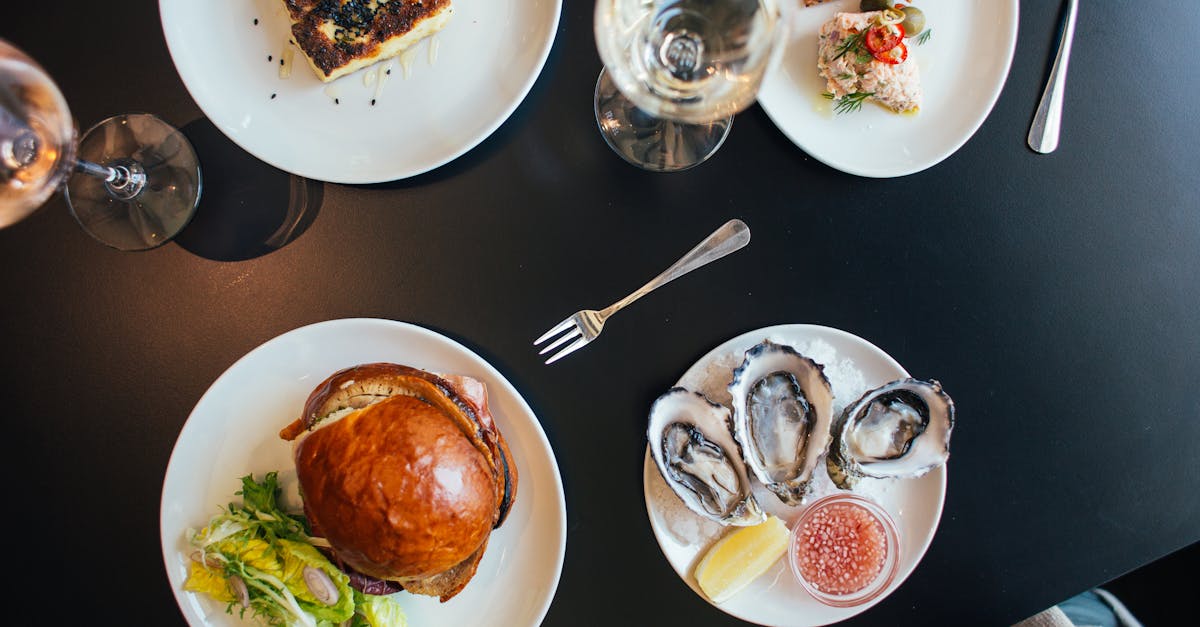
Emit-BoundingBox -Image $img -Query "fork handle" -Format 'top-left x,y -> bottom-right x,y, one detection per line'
601,219 -> 751,318
1028,0 -> 1078,154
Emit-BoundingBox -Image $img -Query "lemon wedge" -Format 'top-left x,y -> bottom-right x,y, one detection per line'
694,514 -> 790,604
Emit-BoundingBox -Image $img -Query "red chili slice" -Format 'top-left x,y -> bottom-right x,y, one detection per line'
872,41 -> 908,65
864,24 -> 905,55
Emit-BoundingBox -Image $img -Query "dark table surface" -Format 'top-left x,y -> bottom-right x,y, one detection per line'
4,1 -> 1198,626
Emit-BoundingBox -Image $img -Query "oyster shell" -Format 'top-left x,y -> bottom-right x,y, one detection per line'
648,387 -> 765,526
728,340 -> 834,506
826,378 -> 955,489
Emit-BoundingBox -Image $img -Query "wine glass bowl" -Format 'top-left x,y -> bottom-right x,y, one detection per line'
0,39 -> 76,227
0,38 -> 200,250
596,0 -> 783,123
593,0 -> 785,171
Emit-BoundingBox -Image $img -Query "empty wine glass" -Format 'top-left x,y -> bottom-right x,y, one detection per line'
594,0 -> 786,172
0,38 -> 200,250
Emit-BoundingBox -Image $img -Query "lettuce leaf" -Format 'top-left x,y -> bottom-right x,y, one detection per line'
182,560 -> 234,603
234,472 -> 310,541
354,591 -> 409,627
278,539 -> 355,623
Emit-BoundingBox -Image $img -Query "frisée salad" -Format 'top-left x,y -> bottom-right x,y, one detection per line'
183,472 -> 408,627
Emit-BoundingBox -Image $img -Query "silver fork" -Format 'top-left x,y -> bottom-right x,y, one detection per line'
534,218 -> 751,364
1028,0 -> 1078,154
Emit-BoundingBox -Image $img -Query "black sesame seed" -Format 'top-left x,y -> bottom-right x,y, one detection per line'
268,55 -> 273,62
370,99 -> 376,106
335,98 -> 340,104
270,93 -> 277,99
386,69 -> 391,75
253,18 -> 259,25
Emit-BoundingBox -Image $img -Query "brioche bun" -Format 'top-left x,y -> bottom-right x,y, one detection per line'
280,363 -> 517,601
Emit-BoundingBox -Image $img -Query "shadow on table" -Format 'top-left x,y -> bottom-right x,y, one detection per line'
173,118 -> 324,261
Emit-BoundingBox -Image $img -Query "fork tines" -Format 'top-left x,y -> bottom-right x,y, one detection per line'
533,317 -> 587,364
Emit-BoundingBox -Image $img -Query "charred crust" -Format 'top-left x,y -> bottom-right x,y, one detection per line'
285,0 -> 451,77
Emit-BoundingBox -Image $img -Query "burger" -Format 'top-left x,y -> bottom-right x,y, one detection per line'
279,362 -> 517,602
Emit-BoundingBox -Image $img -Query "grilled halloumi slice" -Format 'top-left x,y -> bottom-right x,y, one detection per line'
282,0 -> 453,83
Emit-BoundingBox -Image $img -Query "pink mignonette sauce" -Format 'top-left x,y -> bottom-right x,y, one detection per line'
794,498 -> 890,596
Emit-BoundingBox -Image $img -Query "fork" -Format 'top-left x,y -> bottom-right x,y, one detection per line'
534,218 -> 751,364
1028,0 -> 1078,154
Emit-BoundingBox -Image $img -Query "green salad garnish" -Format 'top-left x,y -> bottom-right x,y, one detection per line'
184,472 -> 407,627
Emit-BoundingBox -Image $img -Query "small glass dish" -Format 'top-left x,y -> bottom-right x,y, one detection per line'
787,493 -> 900,607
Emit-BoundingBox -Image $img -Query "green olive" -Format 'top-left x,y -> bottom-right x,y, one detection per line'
901,6 -> 926,37
860,0 -> 892,11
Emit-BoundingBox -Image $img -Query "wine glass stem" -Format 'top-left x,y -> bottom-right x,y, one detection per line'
74,158 -> 116,181
74,158 -> 145,200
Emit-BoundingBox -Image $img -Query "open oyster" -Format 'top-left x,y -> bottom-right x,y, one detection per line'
826,378 -> 955,489
728,340 -> 834,506
648,387 -> 765,526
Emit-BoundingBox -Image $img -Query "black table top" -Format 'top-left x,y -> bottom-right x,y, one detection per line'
4,1 -> 1198,626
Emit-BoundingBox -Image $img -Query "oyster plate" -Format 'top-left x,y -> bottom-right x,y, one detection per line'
642,324 -> 947,626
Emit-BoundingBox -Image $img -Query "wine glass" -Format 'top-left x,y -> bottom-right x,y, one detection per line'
594,0 -> 786,172
0,39 -> 200,251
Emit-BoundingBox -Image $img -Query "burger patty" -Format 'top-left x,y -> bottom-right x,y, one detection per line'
282,0 -> 454,82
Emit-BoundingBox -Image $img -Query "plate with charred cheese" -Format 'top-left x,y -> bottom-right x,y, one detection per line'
160,0 -> 560,183
757,0 -> 1018,178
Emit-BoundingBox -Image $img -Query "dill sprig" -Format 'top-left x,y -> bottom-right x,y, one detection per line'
823,91 -> 875,115
832,31 -> 867,62
917,29 -> 933,46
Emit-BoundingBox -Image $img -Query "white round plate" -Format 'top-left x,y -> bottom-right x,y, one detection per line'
159,0 -> 561,183
643,324 -> 947,626
758,0 -> 1019,178
161,318 -> 566,626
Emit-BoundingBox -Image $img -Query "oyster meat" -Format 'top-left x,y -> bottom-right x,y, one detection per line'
827,378 -> 955,489
648,387 -> 765,526
728,340 -> 834,506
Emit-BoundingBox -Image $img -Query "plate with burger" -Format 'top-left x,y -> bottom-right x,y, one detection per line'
160,318 -> 566,626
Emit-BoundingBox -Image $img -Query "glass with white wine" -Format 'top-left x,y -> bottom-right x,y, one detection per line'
594,0 -> 786,172
0,38 -> 200,250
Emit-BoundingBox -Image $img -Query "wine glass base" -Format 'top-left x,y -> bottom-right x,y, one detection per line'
65,113 -> 201,251
593,69 -> 731,173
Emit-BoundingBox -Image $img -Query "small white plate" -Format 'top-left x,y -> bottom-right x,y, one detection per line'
160,318 -> 566,626
159,0 -> 561,183
643,324 -> 947,627
758,0 -> 1019,178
